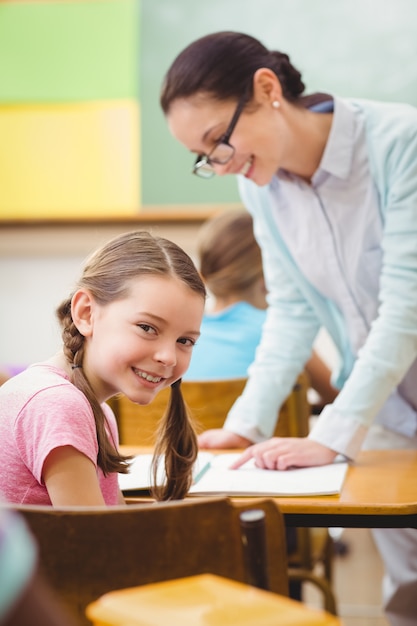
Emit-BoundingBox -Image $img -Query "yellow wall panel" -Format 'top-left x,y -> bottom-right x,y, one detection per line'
0,101 -> 140,218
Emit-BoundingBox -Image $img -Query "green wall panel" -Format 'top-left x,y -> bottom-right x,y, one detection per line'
0,0 -> 139,102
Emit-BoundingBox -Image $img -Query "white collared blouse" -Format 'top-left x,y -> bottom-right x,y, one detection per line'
224,97 -> 417,459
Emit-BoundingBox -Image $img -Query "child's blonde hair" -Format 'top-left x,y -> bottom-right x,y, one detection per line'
56,230 -> 206,500
197,209 -> 263,298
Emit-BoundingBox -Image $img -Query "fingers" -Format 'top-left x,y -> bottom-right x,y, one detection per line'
225,437 -> 338,471
229,447 -> 255,469
229,438 -> 282,469
251,449 -> 290,470
255,450 -> 297,470
230,437 -> 316,471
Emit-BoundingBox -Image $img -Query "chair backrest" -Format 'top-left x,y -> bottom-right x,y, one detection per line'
110,372 -> 310,445
11,497 -> 288,625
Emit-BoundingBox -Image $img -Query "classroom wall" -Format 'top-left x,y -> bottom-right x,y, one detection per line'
0,0 -> 140,219
2,0 -> 417,217
1,0 -> 417,371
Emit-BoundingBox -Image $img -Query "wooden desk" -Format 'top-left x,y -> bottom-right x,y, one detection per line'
86,573 -> 341,626
121,447 -> 417,530
279,449 -> 417,529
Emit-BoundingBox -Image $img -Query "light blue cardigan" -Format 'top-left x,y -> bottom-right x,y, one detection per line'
224,97 -> 417,459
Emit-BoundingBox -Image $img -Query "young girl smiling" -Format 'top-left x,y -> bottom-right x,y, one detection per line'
0,230 -> 205,506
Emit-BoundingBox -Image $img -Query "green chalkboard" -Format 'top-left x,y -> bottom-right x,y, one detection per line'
141,0 -> 417,207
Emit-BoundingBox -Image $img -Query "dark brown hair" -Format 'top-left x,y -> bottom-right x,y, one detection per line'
56,230 -> 206,500
161,31 -> 306,113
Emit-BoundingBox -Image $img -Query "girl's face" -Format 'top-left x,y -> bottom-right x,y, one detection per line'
167,91 -> 288,187
78,275 -> 204,404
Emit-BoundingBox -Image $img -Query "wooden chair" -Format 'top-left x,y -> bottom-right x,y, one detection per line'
10,497 -> 288,626
110,373 -> 337,614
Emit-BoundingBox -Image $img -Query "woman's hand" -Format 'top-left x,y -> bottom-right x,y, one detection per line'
197,429 -> 252,449
229,437 -> 338,470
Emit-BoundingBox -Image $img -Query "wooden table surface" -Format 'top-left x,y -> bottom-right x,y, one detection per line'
86,573 -> 341,626
120,447 -> 417,529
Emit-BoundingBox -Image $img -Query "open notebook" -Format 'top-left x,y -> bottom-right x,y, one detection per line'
119,452 -> 348,497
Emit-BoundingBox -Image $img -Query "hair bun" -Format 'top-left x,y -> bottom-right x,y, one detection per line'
270,50 -> 305,99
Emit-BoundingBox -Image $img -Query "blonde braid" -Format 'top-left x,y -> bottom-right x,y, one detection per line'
56,298 -> 131,475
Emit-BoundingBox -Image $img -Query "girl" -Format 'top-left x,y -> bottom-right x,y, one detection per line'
160,31 -> 417,626
0,230 -> 206,505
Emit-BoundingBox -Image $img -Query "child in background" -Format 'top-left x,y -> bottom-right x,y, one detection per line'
185,208 -> 268,381
185,209 -> 338,447
0,231 -> 205,506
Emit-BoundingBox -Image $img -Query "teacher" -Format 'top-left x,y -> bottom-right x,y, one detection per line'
160,31 -> 417,626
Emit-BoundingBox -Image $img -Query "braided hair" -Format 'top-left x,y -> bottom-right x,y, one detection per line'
56,230 -> 206,500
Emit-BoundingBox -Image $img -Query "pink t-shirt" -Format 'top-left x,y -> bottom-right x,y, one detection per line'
0,363 -> 120,505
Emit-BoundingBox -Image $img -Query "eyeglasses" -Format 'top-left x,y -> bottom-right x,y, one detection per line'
192,92 -> 248,179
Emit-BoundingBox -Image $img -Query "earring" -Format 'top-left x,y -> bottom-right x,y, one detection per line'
272,100 -> 280,109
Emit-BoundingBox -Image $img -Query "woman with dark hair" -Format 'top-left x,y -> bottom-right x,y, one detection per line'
161,31 -> 417,626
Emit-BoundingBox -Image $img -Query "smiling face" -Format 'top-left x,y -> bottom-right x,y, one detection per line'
167,70 -> 290,187
73,275 -> 205,404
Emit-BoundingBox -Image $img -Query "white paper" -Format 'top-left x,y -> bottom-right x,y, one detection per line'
120,451 -> 348,496
118,451 -> 214,492
188,453 -> 349,497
